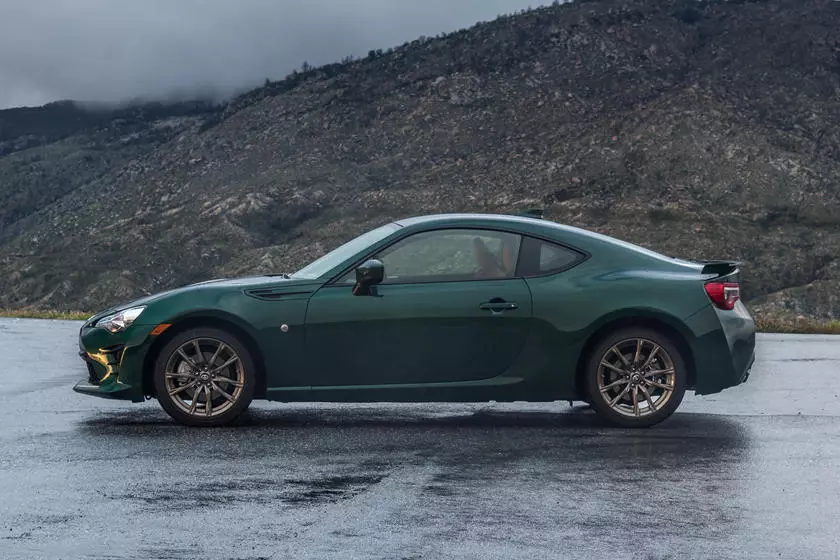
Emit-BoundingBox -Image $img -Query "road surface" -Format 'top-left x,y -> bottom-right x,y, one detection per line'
1,318 -> 838,559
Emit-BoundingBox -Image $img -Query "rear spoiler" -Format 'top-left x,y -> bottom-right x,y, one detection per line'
696,260 -> 741,278
518,208 -> 544,219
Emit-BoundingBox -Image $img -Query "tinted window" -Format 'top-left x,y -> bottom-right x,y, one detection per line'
539,241 -> 581,273
518,236 -> 583,276
293,223 -> 400,279
341,229 -> 522,284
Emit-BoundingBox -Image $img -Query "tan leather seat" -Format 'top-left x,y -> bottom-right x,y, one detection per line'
500,240 -> 516,276
473,237 -> 502,277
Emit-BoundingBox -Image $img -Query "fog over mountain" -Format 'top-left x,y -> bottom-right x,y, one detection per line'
1,0 -> 837,322
0,0 -> 553,109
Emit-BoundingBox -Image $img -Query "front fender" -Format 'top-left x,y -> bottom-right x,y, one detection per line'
138,288 -> 313,390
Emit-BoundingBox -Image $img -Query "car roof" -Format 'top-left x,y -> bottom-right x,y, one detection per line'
392,213 -> 703,271
393,212 -> 607,242
395,212 -> 540,227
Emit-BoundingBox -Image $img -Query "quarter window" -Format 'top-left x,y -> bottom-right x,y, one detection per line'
539,241 -> 581,273
518,236 -> 583,276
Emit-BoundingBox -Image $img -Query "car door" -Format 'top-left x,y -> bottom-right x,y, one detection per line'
304,228 -> 533,387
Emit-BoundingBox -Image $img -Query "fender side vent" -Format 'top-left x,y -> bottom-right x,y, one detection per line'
244,289 -> 313,300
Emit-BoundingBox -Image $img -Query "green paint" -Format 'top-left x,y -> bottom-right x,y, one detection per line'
74,213 -> 755,406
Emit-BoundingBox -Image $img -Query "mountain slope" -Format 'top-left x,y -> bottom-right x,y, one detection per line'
1,0 -> 839,318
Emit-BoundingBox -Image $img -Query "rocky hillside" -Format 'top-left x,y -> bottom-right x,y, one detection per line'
1,0 -> 839,319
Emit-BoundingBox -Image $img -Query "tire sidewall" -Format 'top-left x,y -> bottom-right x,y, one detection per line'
585,327 -> 687,428
153,327 -> 256,427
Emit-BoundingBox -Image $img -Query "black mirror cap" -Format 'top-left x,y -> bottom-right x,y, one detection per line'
353,259 -> 384,295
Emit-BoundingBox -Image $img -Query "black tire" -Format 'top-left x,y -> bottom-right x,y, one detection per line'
584,327 -> 687,428
153,327 -> 256,427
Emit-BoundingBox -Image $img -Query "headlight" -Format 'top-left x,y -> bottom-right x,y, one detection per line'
95,306 -> 146,333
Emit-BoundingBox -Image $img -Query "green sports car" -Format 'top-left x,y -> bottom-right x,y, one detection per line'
74,212 -> 755,428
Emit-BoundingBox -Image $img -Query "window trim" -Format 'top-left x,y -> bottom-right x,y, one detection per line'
325,225 -> 590,287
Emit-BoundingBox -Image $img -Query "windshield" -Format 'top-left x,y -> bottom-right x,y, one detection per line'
291,223 -> 401,279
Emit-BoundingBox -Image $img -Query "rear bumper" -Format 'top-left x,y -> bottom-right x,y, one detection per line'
686,301 -> 756,395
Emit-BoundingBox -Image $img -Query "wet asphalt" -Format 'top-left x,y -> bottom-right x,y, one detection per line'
0,318 -> 838,560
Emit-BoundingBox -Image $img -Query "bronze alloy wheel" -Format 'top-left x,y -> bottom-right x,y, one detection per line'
164,338 -> 245,418
597,337 -> 676,418
154,328 -> 255,426
586,328 -> 686,428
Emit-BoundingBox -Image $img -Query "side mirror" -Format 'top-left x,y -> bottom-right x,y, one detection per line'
353,259 -> 384,296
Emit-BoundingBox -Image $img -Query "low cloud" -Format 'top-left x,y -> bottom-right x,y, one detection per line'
0,0 -> 552,109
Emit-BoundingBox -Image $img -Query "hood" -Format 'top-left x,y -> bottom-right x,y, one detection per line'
85,274 -> 322,325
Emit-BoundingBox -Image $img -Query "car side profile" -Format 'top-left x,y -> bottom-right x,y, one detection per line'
74,213 -> 756,428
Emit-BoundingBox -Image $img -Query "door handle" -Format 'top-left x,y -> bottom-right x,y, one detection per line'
479,298 -> 518,313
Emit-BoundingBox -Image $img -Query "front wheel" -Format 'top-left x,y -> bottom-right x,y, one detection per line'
585,328 -> 687,428
153,327 -> 256,427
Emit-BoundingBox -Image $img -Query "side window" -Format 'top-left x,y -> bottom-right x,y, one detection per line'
341,229 -> 522,284
519,236 -> 583,276
539,242 -> 581,273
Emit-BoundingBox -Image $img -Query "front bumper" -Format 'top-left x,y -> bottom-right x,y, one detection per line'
73,323 -> 157,402
73,380 -> 137,399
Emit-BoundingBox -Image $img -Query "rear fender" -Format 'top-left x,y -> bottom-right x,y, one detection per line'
573,308 -> 699,396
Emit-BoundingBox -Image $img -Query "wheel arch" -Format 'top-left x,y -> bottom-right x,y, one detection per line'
142,311 -> 267,398
574,309 -> 697,397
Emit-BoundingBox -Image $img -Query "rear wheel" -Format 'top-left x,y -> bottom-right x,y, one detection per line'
153,327 -> 255,427
585,328 -> 686,428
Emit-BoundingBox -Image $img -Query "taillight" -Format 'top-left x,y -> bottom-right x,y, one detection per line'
705,282 -> 740,310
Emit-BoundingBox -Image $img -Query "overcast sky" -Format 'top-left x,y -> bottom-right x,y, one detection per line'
0,0 -> 555,110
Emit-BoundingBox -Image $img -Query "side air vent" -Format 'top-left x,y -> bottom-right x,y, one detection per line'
244,288 -> 313,301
